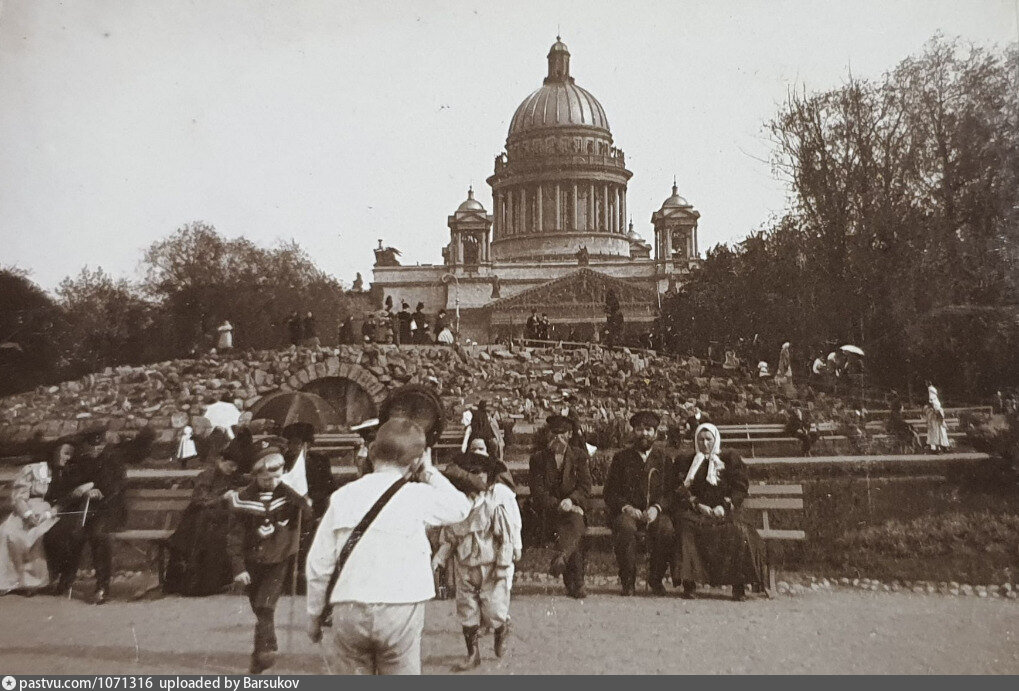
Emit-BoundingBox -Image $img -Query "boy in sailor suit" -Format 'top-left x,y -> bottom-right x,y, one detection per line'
225,440 -> 313,674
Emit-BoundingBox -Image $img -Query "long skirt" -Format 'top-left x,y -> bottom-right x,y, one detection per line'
163,507 -> 234,596
677,512 -> 765,588
0,497 -> 57,592
926,418 -> 950,449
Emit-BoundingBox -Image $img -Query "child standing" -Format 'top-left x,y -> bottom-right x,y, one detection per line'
434,442 -> 521,671
225,440 -> 313,674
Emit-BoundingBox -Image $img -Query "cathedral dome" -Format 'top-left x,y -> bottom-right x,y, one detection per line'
660,182 -> 690,209
507,38 -> 610,138
455,186 -> 485,213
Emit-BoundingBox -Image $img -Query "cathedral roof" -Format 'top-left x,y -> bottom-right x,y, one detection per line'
456,186 -> 486,212
660,182 -> 690,209
507,38 -> 610,138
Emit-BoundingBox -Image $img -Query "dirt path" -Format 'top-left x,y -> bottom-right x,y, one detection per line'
0,583 -> 1015,674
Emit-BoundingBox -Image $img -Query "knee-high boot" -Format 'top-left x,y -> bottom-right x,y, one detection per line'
452,625 -> 481,671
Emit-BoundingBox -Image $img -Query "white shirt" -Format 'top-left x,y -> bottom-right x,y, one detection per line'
305,466 -> 470,614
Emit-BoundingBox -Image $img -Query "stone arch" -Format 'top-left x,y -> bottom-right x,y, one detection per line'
282,359 -> 387,429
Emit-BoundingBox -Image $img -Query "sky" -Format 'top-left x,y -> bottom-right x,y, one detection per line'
0,0 -> 1016,292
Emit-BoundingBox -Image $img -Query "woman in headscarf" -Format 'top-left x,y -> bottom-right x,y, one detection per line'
0,440 -> 73,594
670,423 -> 765,601
163,438 -> 249,596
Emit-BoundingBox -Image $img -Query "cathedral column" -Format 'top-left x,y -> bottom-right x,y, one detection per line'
536,185 -> 543,233
493,193 -> 501,239
457,234 -> 464,266
514,188 -> 521,235
555,184 -> 561,231
521,188 -> 528,234
602,184 -> 609,232
572,183 -> 578,231
614,187 -> 621,233
505,191 -> 513,236
589,183 -> 595,230
615,190 -> 623,234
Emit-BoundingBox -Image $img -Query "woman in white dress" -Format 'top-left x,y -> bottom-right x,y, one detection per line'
0,442 -> 73,594
924,382 -> 951,452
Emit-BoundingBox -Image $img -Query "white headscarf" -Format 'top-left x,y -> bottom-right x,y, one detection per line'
685,422 -> 725,487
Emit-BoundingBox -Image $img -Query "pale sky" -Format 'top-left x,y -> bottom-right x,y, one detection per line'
1,0 -> 1016,292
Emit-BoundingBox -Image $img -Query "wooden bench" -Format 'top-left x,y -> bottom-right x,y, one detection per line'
516,483 -> 805,591
112,488 -> 191,596
0,485 -> 191,598
313,428 -> 466,455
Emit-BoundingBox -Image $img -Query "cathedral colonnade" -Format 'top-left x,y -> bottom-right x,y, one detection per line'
493,180 -> 628,238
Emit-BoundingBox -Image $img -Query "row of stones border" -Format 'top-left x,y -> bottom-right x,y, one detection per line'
279,357 -> 388,404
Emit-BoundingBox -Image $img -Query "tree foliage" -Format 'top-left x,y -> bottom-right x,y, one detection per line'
0,225 -> 354,394
141,222 -> 352,353
664,36 -> 1019,398
0,268 -> 62,395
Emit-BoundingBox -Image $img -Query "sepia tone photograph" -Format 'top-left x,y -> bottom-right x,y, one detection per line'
0,0 -> 1017,676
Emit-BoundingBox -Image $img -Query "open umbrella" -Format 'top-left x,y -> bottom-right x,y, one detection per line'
248,391 -> 341,432
840,344 -> 865,357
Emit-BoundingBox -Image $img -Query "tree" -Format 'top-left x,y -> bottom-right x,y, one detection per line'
0,268 -> 62,395
56,266 -> 161,374
141,222 -> 352,353
667,35 -> 1019,398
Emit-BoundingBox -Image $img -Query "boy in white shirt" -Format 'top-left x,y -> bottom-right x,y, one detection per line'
433,439 -> 522,671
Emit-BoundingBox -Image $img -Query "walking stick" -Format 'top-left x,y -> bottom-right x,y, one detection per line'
287,506 -> 304,653
66,495 -> 92,600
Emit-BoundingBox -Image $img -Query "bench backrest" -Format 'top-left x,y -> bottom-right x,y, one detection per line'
742,485 -> 803,531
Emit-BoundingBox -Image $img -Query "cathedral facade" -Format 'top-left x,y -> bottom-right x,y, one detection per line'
371,38 -> 700,342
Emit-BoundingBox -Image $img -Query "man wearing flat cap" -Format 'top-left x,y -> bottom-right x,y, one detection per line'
603,411 -> 676,595
225,439 -> 314,674
44,426 -> 125,604
528,414 -> 592,598
306,385 -> 471,674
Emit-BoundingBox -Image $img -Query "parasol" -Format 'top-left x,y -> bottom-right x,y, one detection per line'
248,391 -> 341,432
840,345 -> 865,357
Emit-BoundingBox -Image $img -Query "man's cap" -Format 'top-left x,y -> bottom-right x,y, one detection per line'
546,414 -> 575,434
379,384 -> 445,446
281,422 -> 315,444
369,418 -> 427,467
629,410 -> 661,429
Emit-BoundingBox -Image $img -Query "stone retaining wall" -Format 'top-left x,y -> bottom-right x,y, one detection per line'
0,342 -> 809,453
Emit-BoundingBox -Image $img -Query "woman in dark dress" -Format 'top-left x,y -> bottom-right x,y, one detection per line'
671,422 -> 765,601
163,454 -> 248,596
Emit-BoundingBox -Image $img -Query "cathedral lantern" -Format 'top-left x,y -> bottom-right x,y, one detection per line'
651,181 -> 700,271
446,187 -> 493,268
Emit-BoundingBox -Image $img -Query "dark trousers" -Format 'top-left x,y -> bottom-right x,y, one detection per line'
246,560 -> 289,654
610,513 -> 675,587
44,515 -> 113,592
553,511 -> 586,593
